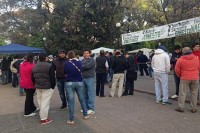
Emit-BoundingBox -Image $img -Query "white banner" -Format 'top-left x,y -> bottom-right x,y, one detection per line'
122,16 -> 200,45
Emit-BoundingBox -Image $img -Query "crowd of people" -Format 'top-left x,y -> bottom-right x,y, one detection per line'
0,43 -> 200,126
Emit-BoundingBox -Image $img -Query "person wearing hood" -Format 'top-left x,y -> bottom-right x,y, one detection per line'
175,47 -> 200,113
151,45 -> 171,105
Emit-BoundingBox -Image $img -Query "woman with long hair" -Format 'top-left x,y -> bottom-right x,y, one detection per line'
19,53 -> 38,117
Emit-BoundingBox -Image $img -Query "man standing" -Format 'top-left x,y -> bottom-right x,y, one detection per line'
170,45 -> 182,99
152,45 -> 171,105
52,49 -> 68,110
1,56 -> 9,85
109,51 -> 127,98
82,49 -> 96,114
137,51 -> 149,76
175,47 -> 200,113
95,50 -> 108,97
32,53 -> 56,125
123,53 -> 136,96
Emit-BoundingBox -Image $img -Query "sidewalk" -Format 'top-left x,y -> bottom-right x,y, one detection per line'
0,75 -> 200,133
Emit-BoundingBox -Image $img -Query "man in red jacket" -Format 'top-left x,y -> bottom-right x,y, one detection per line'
175,47 -> 200,113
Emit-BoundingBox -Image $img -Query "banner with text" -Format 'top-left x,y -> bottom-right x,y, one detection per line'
122,17 -> 200,45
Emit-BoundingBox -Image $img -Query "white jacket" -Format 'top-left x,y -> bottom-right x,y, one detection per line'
10,59 -> 18,73
151,49 -> 170,73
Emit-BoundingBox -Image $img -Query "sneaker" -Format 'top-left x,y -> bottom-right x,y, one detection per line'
41,119 -> 52,125
109,94 -> 113,97
162,101 -> 172,105
67,120 -> 75,125
156,100 -> 162,104
34,108 -> 40,112
59,106 -> 67,110
175,108 -> 184,113
191,109 -> 197,113
83,115 -> 90,120
87,110 -> 95,115
24,112 -> 36,117
171,95 -> 178,99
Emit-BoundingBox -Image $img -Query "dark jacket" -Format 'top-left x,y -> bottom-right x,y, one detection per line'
1,58 -> 8,71
96,56 -> 107,73
137,54 -> 149,64
52,57 -> 67,79
64,59 -> 83,82
126,56 -> 137,80
112,55 -> 127,74
82,57 -> 95,78
32,62 -> 56,89
170,52 -> 182,66
13,59 -> 24,73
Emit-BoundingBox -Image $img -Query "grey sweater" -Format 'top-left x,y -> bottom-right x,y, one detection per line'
82,58 -> 95,78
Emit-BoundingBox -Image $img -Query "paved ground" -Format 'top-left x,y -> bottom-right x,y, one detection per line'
0,74 -> 200,133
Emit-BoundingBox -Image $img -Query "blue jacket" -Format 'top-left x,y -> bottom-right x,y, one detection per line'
64,59 -> 83,82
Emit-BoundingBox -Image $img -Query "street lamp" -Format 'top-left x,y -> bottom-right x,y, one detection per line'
43,37 -> 46,41
116,22 -> 121,27
42,37 -> 47,48
116,22 -> 121,49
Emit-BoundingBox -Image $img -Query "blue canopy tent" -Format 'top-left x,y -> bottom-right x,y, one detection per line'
0,43 -> 45,54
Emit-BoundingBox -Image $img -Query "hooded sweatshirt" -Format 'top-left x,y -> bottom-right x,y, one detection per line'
151,49 -> 170,73
175,54 -> 200,80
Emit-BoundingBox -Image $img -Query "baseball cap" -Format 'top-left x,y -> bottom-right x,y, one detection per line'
58,49 -> 65,54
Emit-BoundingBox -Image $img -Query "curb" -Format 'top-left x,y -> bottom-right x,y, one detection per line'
135,89 -> 200,105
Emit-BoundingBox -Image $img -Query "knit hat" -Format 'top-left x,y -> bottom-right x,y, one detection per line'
158,45 -> 167,52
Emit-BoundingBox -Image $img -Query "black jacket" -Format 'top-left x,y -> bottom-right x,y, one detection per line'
52,58 -> 67,79
126,56 -> 137,80
32,62 -> 56,89
13,59 -> 24,73
1,58 -> 8,71
96,56 -> 107,73
112,55 -> 127,74
170,52 -> 182,66
137,54 -> 149,64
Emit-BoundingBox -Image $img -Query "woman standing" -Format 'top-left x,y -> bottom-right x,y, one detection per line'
19,53 -> 37,117
64,50 -> 89,125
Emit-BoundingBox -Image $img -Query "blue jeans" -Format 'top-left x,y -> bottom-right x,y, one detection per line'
174,72 -> 180,95
57,79 -> 68,107
17,74 -> 24,96
83,78 -> 95,111
148,65 -> 153,78
12,73 -> 18,87
1,71 -> 8,84
65,82 -> 87,121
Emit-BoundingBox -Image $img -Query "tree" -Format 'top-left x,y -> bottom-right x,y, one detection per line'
0,36 -> 6,46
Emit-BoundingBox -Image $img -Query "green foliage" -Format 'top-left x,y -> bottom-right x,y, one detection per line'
1,0 -> 200,53
0,36 -> 6,46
